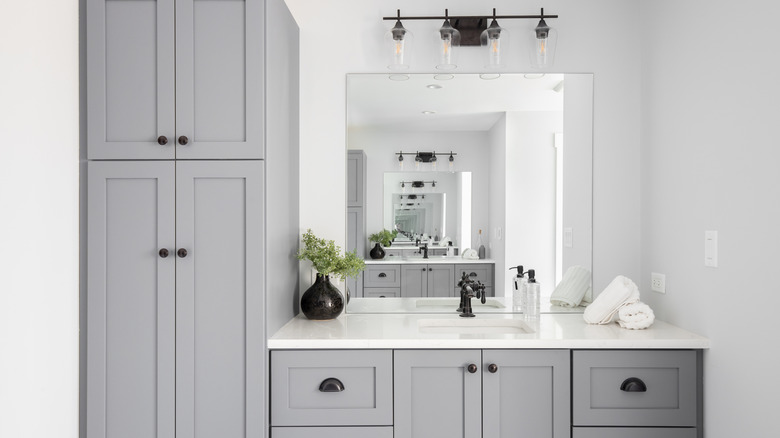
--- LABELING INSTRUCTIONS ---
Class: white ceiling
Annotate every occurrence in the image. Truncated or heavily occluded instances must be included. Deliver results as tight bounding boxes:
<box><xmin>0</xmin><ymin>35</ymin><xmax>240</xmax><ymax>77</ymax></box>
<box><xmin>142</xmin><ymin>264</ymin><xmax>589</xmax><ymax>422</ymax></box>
<box><xmin>347</xmin><ymin>73</ymin><xmax>565</xmax><ymax>132</ymax></box>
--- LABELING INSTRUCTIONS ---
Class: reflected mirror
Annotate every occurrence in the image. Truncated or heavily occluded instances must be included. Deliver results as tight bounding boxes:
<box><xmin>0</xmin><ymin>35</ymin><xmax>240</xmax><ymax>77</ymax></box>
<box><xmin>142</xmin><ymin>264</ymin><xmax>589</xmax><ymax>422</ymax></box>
<box><xmin>346</xmin><ymin>73</ymin><xmax>593</xmax><ymax>313</ymax></box>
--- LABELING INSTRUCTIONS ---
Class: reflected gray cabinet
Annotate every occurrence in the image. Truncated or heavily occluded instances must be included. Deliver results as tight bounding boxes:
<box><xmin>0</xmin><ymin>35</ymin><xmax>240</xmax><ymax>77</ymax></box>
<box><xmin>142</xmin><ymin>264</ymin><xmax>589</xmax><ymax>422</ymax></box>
<box><xmin>87</xmin><ymin>0</ymin><xmax>264</xmax><ymax>160</ymax></box>
<box><xmin>401</xmin><ymin>264</ymin><xmax>455</xmax><ymax>297</ymax></box>
<box><xmin>87</xmin><ymin>160</ymin><xmax>264</xmax><ymax>438</ymax></box>
<box><xmin>346</xmin><ymin>206</ymin><xmax>364</xmax><ymax>297</ymax></box>
<box><xmin>394</xmin><ymin>349</ymin><xmax>570</xmax><ymax>438</ymax></box>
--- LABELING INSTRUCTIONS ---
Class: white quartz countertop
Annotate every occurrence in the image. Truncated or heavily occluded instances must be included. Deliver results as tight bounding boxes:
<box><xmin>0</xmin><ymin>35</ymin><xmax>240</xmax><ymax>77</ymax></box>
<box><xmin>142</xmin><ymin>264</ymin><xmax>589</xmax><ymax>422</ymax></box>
<box><xmin>268</xmin><ymin>312</ymin><xmax>710</xmax><ymax>350</ymax></box>
<box><xmin>365</xmin><ymin>257</ymin><xmax>495</xmax><ymax>265</ymax></box>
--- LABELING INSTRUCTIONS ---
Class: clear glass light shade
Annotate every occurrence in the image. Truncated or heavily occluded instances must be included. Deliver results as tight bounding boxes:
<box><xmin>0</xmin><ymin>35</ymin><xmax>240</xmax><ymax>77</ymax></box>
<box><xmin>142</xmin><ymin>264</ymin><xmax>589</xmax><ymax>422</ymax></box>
<box><xmin>385</xmin><ymin>21</ymin><xmax>414</xmax><ymax>71</ymax></box>
<box><xmin>530</xmin><ymin>23</ymin><xmax>557</xmax><ymax>68</ymax></box>
<box><xmin>480</xmin><ymin>21</ymin><xmax>508</xmax><ymax>69</ymax></box>
<box><xmin>435</xmin><ymin>20</ymin><xmax>460</xmax><ymax>70</ymax></box>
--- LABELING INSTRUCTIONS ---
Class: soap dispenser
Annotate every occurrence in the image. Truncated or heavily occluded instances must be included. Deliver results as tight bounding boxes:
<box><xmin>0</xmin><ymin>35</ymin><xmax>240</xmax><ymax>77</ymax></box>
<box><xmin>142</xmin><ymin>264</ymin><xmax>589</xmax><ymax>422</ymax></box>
<box><xmin>477</xmin><ymin>229</ymin><xmax>486</xmax><ymax>259</ymax></box>
<box><xmin>508</xmin><ymin>265</ymin><xmax>526</xmax><ymax>311</ymax></box>
<box><xmin>525</xmin><ymin>269</ymin><xmax>540</xmax><ymax>319</ymax></box>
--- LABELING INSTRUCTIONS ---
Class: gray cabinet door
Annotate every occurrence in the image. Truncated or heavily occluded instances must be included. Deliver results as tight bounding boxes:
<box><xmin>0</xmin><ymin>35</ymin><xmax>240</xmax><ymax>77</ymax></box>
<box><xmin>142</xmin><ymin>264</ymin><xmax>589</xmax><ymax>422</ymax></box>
<box><xmin>175</xmin><ymin>0</ymin><xmax>264</xmax><ymax>159</ymax></box>
<box><xmin>483</xmin><ymin>350</ymin><xmax>571</xmax><ymax>438</ymax></box>
<box><xmin>346</xmin><ymin>206</ymin><xmax>364</xmax><ymax>297</ymax></box>
<box><xmin>427</xmin><ymin>264</ymin><xmax>455</xmax><ymax>297</ymax></box>
<box><xmin>175</xmin><ymin>161</ymin><xmax>264</xmax><ymax>438</ymax></box>
<box><xmin>87</xmin><ymin>161</ymin><xmax>176</xmax><ymax>438</ymax></box>
<box><xmin>394</xmin><ymin>350</ymin><xmax>482</xmax><ymax>438</ymax></box>
<box><xmin>346</xmin><ymin>150</ymin><xmax>365</xmax><ymax>207</ymax></box>
<box><xmin>401</xmin><ymin>265</ymin><xmax>427</xmax><ymax>297</ymax></box>
<box><xmin>87</xmin><ymin>0</ymin><xmax>176</xmax><ymax>159</ymax></box>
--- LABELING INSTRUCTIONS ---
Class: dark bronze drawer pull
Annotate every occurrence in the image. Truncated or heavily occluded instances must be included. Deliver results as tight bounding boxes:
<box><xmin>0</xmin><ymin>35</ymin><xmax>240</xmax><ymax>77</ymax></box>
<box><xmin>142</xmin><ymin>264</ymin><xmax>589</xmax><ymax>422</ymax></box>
<box><xmin>620</xmin><ymin>377</ymin><xmax>647</xmax><ymax>392</ymax></box>
<box><xmin>469</xmin><ymin>272</ymin><xmax>478</xmax><ymax>277</ymax></box>
<box><xmin>378</xmin><ymin>272</ymin><xmax>387</xmax><ymax>278</ymax></box>
<box><xmin>319</xmin><ymin>377</ymin><xmax>345</xmax><ymax>392</ymax></box>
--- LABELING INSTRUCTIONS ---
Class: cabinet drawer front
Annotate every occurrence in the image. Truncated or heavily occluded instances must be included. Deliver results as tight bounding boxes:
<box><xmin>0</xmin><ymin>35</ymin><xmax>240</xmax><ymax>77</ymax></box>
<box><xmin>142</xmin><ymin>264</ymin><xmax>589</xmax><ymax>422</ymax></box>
<box><xmin>573</xmin><ymin>427</ymin><xmax>697</xmax><ymax>438</ymax></box>
<box><xmin>573</xmin><ymin>350</ymin><xmax>698</xmax><ymax>427</ymax></box>
<box><xmin>383</xmin><ymin>249</ymin><xmax>403</xmax><ymax>258</ymax></box>
<box><xmin>271</xmin><ymin>350</ymin><xmax>392</xmax><ymax>426</ymax></box>
<box><xmin>364</xmin><ymin>265</ymin><xmax>401</xmax><ymax>287</ymax></box>
<box><xmin>363</xmin><ymin>288</ymin><xmax>400</xmax><ymax>298</ymax></box>
<box><xmin>272</xmin><ymin>427</ymin><xmax>393</xmax><ymax>438</ymax></box>
<box><xmin>455</xmin><ymin>264</ymin><xmax>494</xmax><ymax>287</ymax></box>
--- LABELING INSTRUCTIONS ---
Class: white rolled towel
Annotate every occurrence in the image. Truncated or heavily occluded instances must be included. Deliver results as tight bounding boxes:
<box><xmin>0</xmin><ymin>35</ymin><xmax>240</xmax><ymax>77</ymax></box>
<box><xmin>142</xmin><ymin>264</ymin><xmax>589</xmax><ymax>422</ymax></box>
<box><xmin>583</xmin><ymin>275</ymin><xmax>640</xmax><ymax>324</ymax></box>
<box><xmin>618</xmin><ymin>302</ymin><xmax>655</xmax><ymax>330</ymax></box>
<box><xmin>550</xmin><ymin>265</ymin><xmax>592</xmax><ymax>307</ymax></box>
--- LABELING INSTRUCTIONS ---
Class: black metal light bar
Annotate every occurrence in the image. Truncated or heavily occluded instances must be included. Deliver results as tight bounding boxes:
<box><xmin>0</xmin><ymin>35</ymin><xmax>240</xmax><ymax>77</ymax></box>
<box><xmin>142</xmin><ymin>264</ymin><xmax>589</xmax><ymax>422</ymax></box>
<box><xmin>382</xmin><ymin>11</ymin><xmax>558</xmax><ymax>21</ymax></box>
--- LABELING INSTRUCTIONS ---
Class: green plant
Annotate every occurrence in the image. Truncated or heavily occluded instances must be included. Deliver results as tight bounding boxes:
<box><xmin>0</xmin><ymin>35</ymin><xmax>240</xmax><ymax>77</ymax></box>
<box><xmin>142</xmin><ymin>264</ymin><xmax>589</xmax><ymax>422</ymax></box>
<box><xmin>369</xmin><ymin>229</ymin><xmax>398</xmax><ymax>247</ymax></box>
<box><xmin>296</xmin><ymin>229</ymin><xmax>365</xmax><ymax>281</ymax></box>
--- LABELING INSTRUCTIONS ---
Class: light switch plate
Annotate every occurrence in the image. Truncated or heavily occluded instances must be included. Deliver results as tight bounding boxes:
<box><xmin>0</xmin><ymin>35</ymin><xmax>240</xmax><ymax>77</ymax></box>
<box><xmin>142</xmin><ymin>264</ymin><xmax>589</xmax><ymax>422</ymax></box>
<box><xmin>705</xmin><ymin>230</ymin><xmax>718</xmax><ymax>267</ymax></box>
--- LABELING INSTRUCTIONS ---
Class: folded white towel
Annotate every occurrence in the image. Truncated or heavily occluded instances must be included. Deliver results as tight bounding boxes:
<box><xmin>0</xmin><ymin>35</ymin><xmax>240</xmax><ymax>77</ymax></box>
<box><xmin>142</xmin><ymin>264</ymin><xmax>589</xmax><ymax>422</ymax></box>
<box><xmin>550</xmin><ymin>265</ymin><xmax>592</xmax><ymax>307</ymax></box>
<box><xmin>583</xmin><ymin>275</ymin><xmax>640</xmax><ymax>324</ymax></box>
<box><xmin>438</xmin><ymin>237</ymin><xmax>452</xmax><ymax>247</ymax></box>
<box><xmin>618</xmin><ymin>302</ymin><xmax>655</xmax><ymax>330</ymax></box>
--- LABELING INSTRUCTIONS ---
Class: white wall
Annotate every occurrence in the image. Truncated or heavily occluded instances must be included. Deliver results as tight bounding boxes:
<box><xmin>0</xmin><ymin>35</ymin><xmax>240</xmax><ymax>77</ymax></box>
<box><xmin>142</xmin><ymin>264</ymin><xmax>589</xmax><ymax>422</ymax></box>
<box><xmin>488</xmin><ymin>115</ymin><xmax>508</xmax><ymax>291</ymax></box>
<box><xmin>639</xmin><ymin>1</ymin><xmax>780</xmax><ymax>435</ymax></box>
<box><xmin>286</xmin><ymin>0</ymin><xmax>642</xmax><ymax>294</ymax></box>
<box><xmin>504</xmin><ymin>111</ymin><xmax>563</xmax><ymax>295</ymax></box>
<box><xmin>0</xmin><ymin>2</ymin><xmax>79</xmax><ymax>438</ymax></box>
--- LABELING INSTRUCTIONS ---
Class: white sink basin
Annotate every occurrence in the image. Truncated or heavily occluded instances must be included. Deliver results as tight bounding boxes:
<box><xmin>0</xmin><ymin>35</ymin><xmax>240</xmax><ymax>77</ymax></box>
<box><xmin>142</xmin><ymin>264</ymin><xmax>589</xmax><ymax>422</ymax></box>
<box><xmin>401</xmin><ymin>255</ymin><xmax>455</xmax><ymax>261</ymax></box>
<box><xmin>417</xmin><ymin>318</ymin><xmax>534</xmax><ymax>334</ymax></box>
<box><xmin>415</xmin><ymin>298</ymin><xmax>505</xmax><ymax>309</ymax></box>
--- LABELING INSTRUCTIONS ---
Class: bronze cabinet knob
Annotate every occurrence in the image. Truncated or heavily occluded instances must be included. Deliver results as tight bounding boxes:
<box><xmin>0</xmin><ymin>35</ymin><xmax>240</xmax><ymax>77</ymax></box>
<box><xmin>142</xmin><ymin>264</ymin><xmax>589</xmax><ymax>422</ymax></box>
<box><xmin>157</xmin><ymin>135</ymin><xmax>168</xmax><ymax>145</ymax></box>
<box><xmin>158</xmin><ymin>248</ymin><xmax>169</xmax><ymax>258</ymax></box>
<box><xmin>467</xmin><ymin>364</ymin><xmax>478</xmax><ymax>374</ymax></box>
<box><xmin>177</xmin><ymin>248</ymin><xmax>188</xmax><ymax>258</ymax></box>
<box><xmin>488</xmin><ymin>364</ymin><xmax>498</xmax><ymax>373</ymax></box>
<box><xmin>178</xmin><ymin>135</ymin><xmax>189</xmax><ymax>145</ymax></box>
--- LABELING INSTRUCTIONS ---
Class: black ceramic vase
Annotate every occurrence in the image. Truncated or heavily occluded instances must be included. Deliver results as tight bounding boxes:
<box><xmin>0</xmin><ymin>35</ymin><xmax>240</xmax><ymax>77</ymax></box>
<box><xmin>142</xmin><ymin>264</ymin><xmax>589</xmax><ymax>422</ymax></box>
<box><xmin>369</xmin><ymin>243</ymin><xmax>386</xmax><ymax>260</ymax></box>
<box><xmin>300</xmin><ymin>273</ymin><xmax>344</xmax><ymax>320</ymax></box>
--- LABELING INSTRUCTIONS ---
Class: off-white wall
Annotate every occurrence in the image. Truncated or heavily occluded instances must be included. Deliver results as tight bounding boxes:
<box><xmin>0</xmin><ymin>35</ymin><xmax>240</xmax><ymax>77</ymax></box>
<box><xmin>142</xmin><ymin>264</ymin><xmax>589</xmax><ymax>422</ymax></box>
<box><xmin>639</xmin><ymin>1</ymin><xmax>780</xmax><ymax>435</ymax></box>
<box><xmin>287</xmin><ymin>0</ymin><xmax>642</xmax><ymax>294</ymax></box>
<box><xmin>488</xmin><ymin>115</ymin><xmax>508</xmax><ymax>289</ymax></box>
<box><xmin>0</xmin><ymin>2</ymin><xmax>79</xmax><ymax>438</ymax></box>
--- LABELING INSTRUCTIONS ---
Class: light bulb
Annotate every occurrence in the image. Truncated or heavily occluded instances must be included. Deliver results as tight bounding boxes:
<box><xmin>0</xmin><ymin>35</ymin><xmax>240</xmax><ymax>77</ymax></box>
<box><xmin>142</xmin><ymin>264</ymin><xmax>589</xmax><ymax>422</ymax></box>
<box><xmin>436</xmin><ymin>12</ymin><xmax>460</xmax><ymax>70</ymax></box>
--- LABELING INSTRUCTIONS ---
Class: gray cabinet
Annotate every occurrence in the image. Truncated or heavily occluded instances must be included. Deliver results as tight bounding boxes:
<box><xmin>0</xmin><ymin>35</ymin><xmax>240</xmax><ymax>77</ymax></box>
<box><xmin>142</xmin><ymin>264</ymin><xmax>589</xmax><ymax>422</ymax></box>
<box><xmin>87</xmin><ymin>0</ymin><xmax>264</xmax><ymax>160</ymax></box>
<box><xmin>88</xmin><ymin>161</ymin><xmax>264</xmax><ymax>438</ymax></box>
<box><xmin>346</xmin><ymin>206</ymin><xmax>364</xmax><ymax>297</ymax></box>
<box><xmin>394</xmin><ymin>349</ymin><xmax>569</xmax><ymax>438</ymax></box>
<box><xmin>394</xmin><ymin>350</ymin><xmax>482</xmax><ymax>438</ymax></box>
<box><xmin>347</xmin><ymin>150</ymin><xmax>366</xmax><ymax>207</ymax></box>
<box><xmin>572</xmin><ymin>350</ymin><xmax>698</xmax><ymax>430</ymax></box>
<box><xmin>401</xmin><ymin>264</ymin><xmax>455</xmax><ymax>297</ymax></box>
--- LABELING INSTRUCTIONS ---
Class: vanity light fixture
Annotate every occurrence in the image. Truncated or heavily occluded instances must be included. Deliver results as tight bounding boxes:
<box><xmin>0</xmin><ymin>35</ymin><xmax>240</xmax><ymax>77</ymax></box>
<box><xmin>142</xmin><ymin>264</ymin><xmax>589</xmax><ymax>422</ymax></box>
<box><xmin>531</xmin><ymin>9</ymin><xmax>557</xmax><ymax>69</ymax></box>
<box><xmin>449</xmin><ymin>151</ymin><xmax>455</xmax><ymax>171</ymax></box>
<box><xmin>383</xmin><ymin>8</ymin><xmax>558</xmax><ymax>70</ymax></box>
<box><xmin>400</xmin><ymin>180</ymin><xmax>437</xmax><ymax>189</ymax></box>
<box><xmin>396</xmin><ymin>151</ymin><xmax>456</xmax><ymax>170</ymax></box>
<box><xmin>436</xmin><ymin>9</ymin><xmax>461</xmax><ymax>70</ymax></box>
<box><xmin>398</xmin><ymin>150</ymin><xmax>405</xmax><ymax>169</ymax></box>
<box><xmin>385</xmin><ymin>9</ymin><xmax>414</xmax><ymax>72</ymax></box>
<box><xmin>481</xmin><ymin>9</ymin><xmax>508</xmax><ymax>70</ymax></box>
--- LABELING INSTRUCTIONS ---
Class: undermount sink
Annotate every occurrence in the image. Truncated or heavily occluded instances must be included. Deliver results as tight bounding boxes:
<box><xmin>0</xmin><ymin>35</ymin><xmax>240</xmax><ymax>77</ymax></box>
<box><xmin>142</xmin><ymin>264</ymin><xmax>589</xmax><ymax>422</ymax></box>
<box><xmin>417</xmin><ymin>318</ymin><xmax>534</xmax><ymax>334</ymax></box>
<box><xmin>415</xmin><ymin>298</ymin><xmax>505</xmax><ymax>309</ymax></box>
<box><xmin>401</xmin><ymin>255</ymin><xmax>455</xmax><ymax>260</ymax></box>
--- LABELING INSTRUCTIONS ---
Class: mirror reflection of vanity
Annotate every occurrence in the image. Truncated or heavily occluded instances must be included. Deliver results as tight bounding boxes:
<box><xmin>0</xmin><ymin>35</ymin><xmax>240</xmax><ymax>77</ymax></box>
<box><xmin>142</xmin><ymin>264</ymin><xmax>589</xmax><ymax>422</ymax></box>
<box><xmin>346</xmin><ymin>73</ymin><xmax>593</xmax><ymax>313</ymax></box>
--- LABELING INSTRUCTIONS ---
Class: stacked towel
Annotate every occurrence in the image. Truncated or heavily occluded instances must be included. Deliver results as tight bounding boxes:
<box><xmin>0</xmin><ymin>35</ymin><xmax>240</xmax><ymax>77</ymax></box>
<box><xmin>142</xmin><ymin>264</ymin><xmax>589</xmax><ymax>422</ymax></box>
<box><xmin>583</xmin><ymin>275</ymin><xmax>640</xmax><ymax>324</ymax></box>
<box><xmin>438</xmin><ymin>237</ymin><xmax>452</xmax><ymax>247</ymax></box>
<box><xmin>550</xmin><ymin>265</ymin><xmax>592</xmax><ymax>307</ymax></box>
<box><xmin>617</xmin><ymin>302</ymin><xmax>655</xmax><ymax>330</ymax></box>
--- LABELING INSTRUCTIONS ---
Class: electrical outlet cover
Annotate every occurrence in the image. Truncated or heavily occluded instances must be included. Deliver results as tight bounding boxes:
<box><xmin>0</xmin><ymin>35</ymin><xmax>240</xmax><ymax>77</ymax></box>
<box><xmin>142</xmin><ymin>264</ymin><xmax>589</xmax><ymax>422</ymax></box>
<box><xmin>651</xmin><ymin>272</ymin><xmax>666</xmax><ymax>294</ymax></box>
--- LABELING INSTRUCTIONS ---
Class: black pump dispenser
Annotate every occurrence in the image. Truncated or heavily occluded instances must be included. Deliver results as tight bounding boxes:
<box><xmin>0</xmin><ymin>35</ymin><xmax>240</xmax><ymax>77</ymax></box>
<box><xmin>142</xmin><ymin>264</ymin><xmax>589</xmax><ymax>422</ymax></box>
<box><xmin>527</xmin><ymin>269</ymin><xmax>537</xmax><ymax>283</ymax></box>
<box><xmin>509</xmin><ymin>265</ymin><xmax>525</xmax><ymax>277</ymax></box>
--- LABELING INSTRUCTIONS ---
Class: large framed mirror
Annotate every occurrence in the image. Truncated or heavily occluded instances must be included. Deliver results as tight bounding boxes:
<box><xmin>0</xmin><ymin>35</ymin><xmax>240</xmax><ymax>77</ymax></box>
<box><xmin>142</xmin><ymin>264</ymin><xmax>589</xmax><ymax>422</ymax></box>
<box><xmin>346</xmin><ymin>73</ymin><xmax>593</xmax><ymax>313</ymax></box>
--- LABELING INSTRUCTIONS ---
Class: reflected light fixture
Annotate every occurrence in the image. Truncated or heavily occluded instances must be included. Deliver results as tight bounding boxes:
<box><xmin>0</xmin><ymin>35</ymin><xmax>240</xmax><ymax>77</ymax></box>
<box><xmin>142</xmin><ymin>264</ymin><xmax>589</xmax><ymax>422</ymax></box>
<box><xmin>385</xmin><ymin>9</ymin><xmax>413</xmax><ymax>72</ymax></box>
<box><xmin>436</xmin><ymin>9</ymin><xmax>461</xmax><ymax>70</ymax></box>
<box><xmin>431</xmin><ymin>151</ymin><xmax>438</xmax><ymax>170</ymax></box>
<box><xmin>481</xmin><ymin>9</ymin><xmax>508</xmax><ymax>69</ymax></box>
<box><xmin>449</xmin><ymin>151</ymin><xmax>455</xmax><ymax>171</ymax></box>
<box><xmin>398</xmin><ymin>150</ymin><xmax>405</xmax><ymax>169</ymax></box>
<box><xmin>531</xmin><ymin>8</ymin><xmax>557</xmax><ymax>68</ymax></box>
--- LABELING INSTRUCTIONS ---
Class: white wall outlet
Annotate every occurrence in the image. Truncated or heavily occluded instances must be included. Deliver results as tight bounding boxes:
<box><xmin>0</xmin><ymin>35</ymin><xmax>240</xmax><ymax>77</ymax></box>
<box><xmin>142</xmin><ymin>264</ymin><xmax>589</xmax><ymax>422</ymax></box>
<box><xmin>651</xmin><ymin>272</ymin><xmax>666</xmax><ymax>294</ymax></box>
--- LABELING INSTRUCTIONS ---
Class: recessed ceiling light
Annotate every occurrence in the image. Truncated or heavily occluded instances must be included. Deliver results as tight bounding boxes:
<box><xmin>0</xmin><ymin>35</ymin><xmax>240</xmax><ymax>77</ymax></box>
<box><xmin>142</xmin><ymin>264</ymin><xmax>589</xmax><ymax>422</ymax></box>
<box><xmin>524</xmin><ymin>73</ymin><xmax>545</xmax><ymax>79</ymax></box>
<box><xmin>422</xmin><ymin>111</ymin><xmax>436</xmax><ymax>115</ymax></box>
<box><xmin>479</xmin><ymin>73</ymin><xmax>500</xmax><ymax>80</ymax></box>
<box><xmin>433</xmin><ymin>74</ymin><xmax>454</xmax><ymax>81</ymax></box>
<box><xmin>426</xmin><ymin>84</ymin><xmax>443</xmax><ymax>89</ymax></box>
<box><xmin>388</xmin><ymin>74</ymin><xmax>410</xmax><ymax>81</ymax></box>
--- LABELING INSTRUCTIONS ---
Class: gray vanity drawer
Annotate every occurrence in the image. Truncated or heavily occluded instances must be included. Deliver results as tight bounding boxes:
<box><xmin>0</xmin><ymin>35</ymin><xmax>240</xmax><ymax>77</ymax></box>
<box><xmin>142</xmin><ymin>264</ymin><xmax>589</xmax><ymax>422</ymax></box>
<box><xmin>270</xmin><ymin>350</ymin><xmax>393</xmax><ymax>426</ymax></box>
<box><xmin>455</xmin><ymin>264</ymin><xmax>494</xmax><ymax>287</ymax></box>
<box><xmin>363</xmin><ymin>287</ymin><xmax>400</xmax><ymax>298</ymax></box>
<box><xmin>272</xmin><ymin>427</ymin><xmax>393</xmax><ymax>438</ymax></box>
<box><xmin>573</xmin><ymin>427</ymin><xmax>696</xmax><ymax>438</ymax></box>
<box><xmin>573</xmin><ymin>350</ymin><xmax>698</xmax><ymax>427</ymax></box>
<box><xmin>364</xmin><ymin>265</ymin><xmax>401</xmax><ymax>287</ymax></box>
